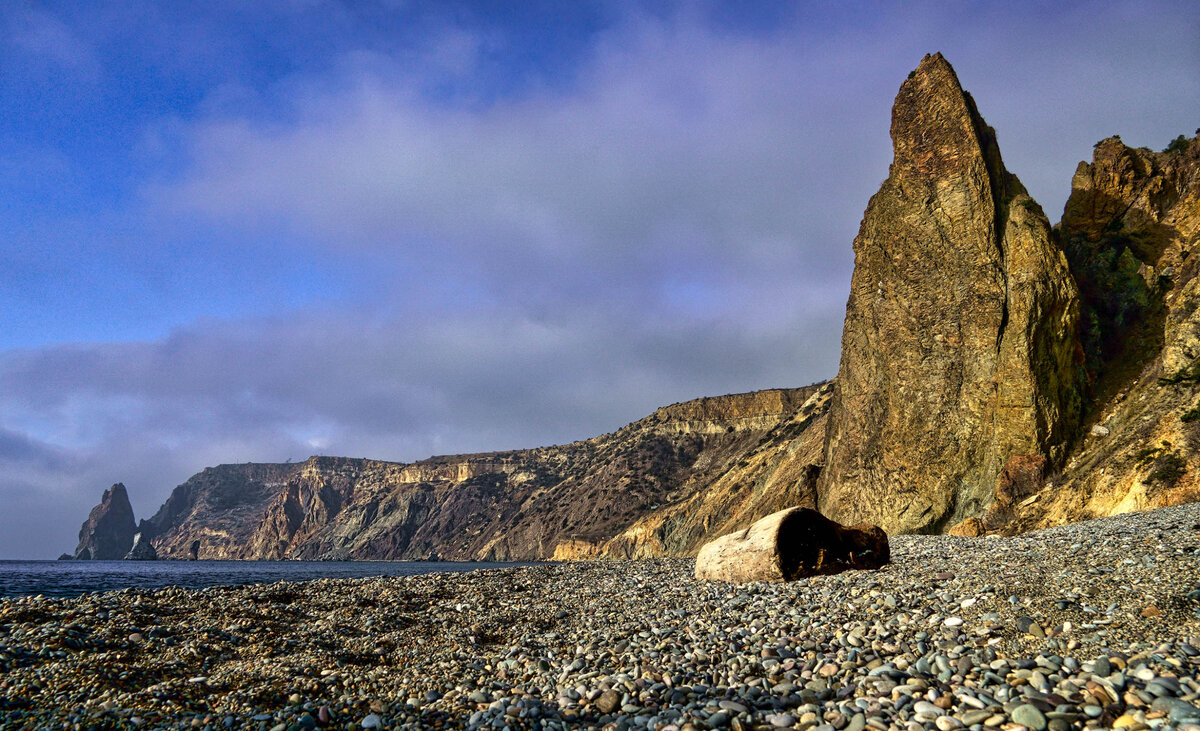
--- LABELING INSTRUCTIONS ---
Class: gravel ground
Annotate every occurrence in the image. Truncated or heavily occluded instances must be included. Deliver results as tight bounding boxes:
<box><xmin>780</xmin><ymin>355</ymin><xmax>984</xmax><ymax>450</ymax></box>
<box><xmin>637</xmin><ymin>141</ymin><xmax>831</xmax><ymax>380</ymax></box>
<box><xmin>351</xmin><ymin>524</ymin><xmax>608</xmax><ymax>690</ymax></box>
<box><xmin>2</xmin><ymin>504</ymin><xmax>1200</xmax><ymax>730</ymax></box>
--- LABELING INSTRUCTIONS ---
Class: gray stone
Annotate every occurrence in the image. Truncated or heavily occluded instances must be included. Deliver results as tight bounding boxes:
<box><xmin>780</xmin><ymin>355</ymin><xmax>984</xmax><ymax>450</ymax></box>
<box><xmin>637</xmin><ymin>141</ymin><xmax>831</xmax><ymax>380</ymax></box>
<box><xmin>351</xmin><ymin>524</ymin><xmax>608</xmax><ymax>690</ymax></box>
<box><xmin>1010</xmin><ymin>704</ymin><xmax>1047</xmax><ymax>731</ymax></box>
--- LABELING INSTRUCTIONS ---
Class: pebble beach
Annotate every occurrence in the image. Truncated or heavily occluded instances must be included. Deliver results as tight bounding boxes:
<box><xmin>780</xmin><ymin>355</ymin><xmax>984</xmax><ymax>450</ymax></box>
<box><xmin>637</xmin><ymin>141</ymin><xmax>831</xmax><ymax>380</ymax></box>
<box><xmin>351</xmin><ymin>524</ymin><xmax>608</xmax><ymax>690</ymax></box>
<box><xmin>2</xmin><ymin>504</ymin><xmax>1200</xmax><ymax>731</ymax></box>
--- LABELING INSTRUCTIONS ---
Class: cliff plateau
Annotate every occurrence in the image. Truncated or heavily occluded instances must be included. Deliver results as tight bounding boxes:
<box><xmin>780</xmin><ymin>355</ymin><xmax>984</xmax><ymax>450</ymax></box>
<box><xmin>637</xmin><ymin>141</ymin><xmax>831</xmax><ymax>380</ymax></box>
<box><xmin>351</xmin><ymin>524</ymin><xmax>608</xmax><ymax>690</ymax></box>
<box><xmin>143</xmin><ymin>386</ymin><xmax>830</xmax><ymax>561</ymax></box>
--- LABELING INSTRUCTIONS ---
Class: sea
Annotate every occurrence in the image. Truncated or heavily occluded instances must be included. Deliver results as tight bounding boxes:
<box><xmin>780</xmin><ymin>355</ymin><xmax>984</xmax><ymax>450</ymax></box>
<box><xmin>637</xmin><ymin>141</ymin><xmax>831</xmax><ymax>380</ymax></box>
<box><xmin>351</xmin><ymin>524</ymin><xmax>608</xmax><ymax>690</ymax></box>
<box><xmin>0</xmin><ymin>560</ymin><xmax>535</xmax><ymax>599</ymax></box>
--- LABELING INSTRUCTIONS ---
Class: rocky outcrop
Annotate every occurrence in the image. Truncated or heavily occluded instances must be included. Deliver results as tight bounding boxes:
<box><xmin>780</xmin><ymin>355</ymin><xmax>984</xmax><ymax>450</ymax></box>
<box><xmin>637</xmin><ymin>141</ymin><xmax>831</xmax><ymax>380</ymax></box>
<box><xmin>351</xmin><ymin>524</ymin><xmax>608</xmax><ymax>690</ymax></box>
<box><xmin>819</xmin><ymin>53</ymin><xmax>1081</xmax><ymax>534</ymax></box>
<box><xmin>74</xmin><ymin>62</ymin><xmax>1200</xmax><ymax>556</ymax></box>
<box><xmin>123</xmin><ymin>531</ymin><xmax>158</xmax><ymax>560</ymax></box>
<box><xmin>576</xmin><ymin>383</ymin><xmax>832</xmax><ymax>558</ymax></box>
<box><xmin>142</xmin><ymin>463</ymin><xmax>297</xmax><ymax>559</ymax></box>
<box><xmin>1008</xmin><ymin>131</ymin><xmax>1200</xmax><ymax>530</ymax></box>
<box><xmin>73</xmin><ymin>483</ymin><xmax>138</xmax><ymax>560</ymax></box>
<box><xmin>144</xmin><ymin>386</ymin><xmax>829</xmax><ymax>560</ymax></box>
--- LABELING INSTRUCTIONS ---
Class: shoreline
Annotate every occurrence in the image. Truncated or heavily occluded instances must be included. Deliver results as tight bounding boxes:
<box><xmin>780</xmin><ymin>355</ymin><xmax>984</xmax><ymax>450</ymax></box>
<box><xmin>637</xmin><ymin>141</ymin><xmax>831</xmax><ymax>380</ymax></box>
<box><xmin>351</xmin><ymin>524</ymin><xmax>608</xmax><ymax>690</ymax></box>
<box><xmin>2</xmin><ymin>505</ymin><xmax>1199</xmax><ymax>730</ymax></box>
<box><xmin>0</xmin><ymin>560</ymin><xmax>541</xmax><ymax>601</ymax></box>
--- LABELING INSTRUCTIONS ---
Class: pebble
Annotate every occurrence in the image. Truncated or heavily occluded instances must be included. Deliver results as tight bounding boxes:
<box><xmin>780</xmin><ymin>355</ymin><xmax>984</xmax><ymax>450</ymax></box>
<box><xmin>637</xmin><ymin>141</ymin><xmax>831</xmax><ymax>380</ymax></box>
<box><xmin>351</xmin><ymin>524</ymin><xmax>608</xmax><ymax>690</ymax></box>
<box><xmin>1</xmin><ymin>502</ymin><xmax>1199</xmax><ymax>729</ymax></box>
<box><xmin>596</xmin><ymin>689</ymin><xmax>622</xmax><ymax>714</ymax></box>
<box><xmin>1011</xmin><ymin>703</ymin><xmax>1047</xmax><ymax>730</ymax></box>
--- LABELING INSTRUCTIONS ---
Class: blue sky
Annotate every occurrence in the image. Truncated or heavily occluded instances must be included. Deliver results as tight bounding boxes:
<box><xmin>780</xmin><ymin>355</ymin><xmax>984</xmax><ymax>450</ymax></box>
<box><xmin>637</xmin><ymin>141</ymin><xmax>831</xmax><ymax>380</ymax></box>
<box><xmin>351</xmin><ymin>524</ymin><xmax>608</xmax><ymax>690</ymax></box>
<box><xmin>1</xmin><ymin>1</ymin><xmax>1198</xmax><ymax>558</ymax></box>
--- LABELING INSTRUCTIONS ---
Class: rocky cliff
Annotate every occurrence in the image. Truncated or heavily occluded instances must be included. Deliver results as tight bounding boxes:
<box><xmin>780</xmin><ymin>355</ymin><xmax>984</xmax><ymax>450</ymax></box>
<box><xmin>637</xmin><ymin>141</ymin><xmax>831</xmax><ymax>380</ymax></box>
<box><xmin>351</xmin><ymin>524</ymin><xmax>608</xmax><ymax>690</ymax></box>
<box><xmin>69</xmin><ymin>56</ymin><xmax>1200</xmax><ymax>559</ymax></box>
<box><xmin>73</xmin><ymin>483</ymin><xmax>137</xmax><ymax>560</ymax></box>
<box><xmin>819</xmin><ymin>53</ymin><xmax>1082</xmax><ymax>534</ymax></box>
<box><xmin>563</xmin><ymin>383</ymin><xmax>832</xmax><ymax>558</ymax></box>
<box><xmin>1004</xmin><ymin>131</ymin><xmax>1200</xmax><ymax>530</ymax></box>
<box><xmin>142</xmin><ymin>385</ymin><xmax>827</xmax><ymax>560</ymax></box>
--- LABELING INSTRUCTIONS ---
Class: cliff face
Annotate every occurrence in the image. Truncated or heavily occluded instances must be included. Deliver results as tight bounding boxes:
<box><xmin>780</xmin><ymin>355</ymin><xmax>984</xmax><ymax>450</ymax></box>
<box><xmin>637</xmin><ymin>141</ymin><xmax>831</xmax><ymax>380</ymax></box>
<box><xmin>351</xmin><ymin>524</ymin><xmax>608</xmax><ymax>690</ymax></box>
<box><xmin>565</xmin><ymin>383</ymin><xmax>832</xmax><ymax>558</ymax></box>
<box><xmin>1007</xmin><ymin>132</ymin><xmax>1200</xmax><ymax>530</ymax></box>
<box><xmin>84</xmin><ymin>60</ymin><xmax>1200</xmax><ymax>558</ymax></box>
<box><xmin>74</xmin><ymin>484</ymin><xmax>137</xmax><ymax>560</ymax></box>
<box><xmin>147</xmin><ymin>386</ymin><xmax>828</xmax><ymax>560</ymax></box>
<box><xmin>144</xmin><ymin>463</ymin><xmax>297</xmax><ymax>559</ymax></box>
<box><xmin>819</xmin><ymin>53</ymin><xmax>1081</xmax><ymax>534</ymax></box>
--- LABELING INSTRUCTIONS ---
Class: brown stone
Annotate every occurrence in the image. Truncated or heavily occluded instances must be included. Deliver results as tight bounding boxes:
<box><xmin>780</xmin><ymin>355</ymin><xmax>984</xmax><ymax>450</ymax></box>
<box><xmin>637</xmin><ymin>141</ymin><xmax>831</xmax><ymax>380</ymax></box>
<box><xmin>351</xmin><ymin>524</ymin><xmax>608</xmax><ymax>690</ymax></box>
<box><xmin>819</xmin><ymin>53</ymin><xmax>1081</xmax><ymax>534</ymax></box>
<box><xmin>947</xmin><ymin>518</ymin><xmax>986</xmax><ymax>537</ymax></box>
<box><xmin>1140</xmin><ymin>605</ymin><xmax>1162</xmax><ymax>618</ymax></box>
<box><xmin>694</xmin><ymin>507</ymin><xmax>889</xmax><ymax>583</ymax></box>
<box><xmin>982</xmin><ymin>454</ymin><xmax>1048</xmax><ymax>530</ymax></box>
<box><xmin>595</xmin><ymin>690</ymin><xmax>621</xmax><ymax>715</ymax></box>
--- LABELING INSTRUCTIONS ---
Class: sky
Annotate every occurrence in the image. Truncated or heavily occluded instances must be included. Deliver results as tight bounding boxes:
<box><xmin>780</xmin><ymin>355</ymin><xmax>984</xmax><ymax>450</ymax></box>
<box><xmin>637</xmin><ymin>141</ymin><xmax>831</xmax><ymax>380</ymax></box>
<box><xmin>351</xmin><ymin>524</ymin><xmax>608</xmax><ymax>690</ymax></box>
<box><xmin>1</xmin><ymin>1</ymin><xmax>1197</xmax><ymax>559</ymax></box>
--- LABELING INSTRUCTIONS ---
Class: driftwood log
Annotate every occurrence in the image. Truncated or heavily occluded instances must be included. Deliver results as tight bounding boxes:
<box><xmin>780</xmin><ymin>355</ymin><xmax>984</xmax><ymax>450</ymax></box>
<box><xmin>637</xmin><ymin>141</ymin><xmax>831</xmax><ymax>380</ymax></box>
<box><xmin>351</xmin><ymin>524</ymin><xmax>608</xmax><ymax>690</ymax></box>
<box><xmin>695</xmin><ymin>507</ymin><xmax>889</xmax><ymax>582</ymax></box>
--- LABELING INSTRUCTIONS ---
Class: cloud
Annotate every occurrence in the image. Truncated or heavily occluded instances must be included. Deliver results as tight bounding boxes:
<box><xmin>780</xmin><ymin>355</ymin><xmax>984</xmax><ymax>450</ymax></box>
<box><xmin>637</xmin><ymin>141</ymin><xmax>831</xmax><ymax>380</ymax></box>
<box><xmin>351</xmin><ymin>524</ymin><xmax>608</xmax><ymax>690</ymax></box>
<box><xmin>5</xmin><ymin>6</ymin><xmax>100</xmax><ymax>75</ymax></box>
<box><xmin>3</xmin><ymin>2</ymin><xmax>1199</xmax><ymax>559</ymax></box>
<box><xmin>154</xmin><ymin>12</ymin><xmax>886</xmax><ymax>316</ymax></box>
<box><xmin>0</xmin><ymin>303</ymin><xmax>842</xmax><ymax>558</ymax></box>
<box><xmin>152</xmin><ymin>3</ymin><xmax>1200</xmax><ymax>313</ymax></box>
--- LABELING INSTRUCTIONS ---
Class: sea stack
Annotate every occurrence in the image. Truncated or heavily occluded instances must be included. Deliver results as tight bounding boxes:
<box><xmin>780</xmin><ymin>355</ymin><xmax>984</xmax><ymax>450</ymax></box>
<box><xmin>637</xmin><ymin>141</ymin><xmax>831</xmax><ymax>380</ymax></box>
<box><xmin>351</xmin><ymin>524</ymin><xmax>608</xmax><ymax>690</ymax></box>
<box><xmin>73</xmin><ymin>483</ymin><xmax>138</xmax><ymax>560</ymax></box>
<box><xmin>819</xmin><ymin>54</ymin><xmax>1082</xmax><ymax>533</ymax></box>
<box><xmin>124</xmin><ymin>530</ymin><xmax>158</xmax><ymax>560</ymax></box>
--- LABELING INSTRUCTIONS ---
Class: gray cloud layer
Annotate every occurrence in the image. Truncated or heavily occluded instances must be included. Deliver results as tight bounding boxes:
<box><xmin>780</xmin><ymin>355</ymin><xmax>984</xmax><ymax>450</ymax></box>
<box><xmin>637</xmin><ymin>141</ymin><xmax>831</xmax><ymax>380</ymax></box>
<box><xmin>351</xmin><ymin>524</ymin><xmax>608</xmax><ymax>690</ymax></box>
<box><xmin>3</xmin><ymin>4</ymin><xmax>1198</xmax><ymax>557</ymax></box>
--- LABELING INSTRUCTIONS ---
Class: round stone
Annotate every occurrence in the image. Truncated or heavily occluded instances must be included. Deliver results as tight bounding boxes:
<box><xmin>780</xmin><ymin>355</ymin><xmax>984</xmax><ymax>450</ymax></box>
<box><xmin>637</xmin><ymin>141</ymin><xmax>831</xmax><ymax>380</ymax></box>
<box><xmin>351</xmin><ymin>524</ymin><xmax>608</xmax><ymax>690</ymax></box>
<box><xmin>1011</xmin><ymin>704</ymin><xmax>1047</xmax><ymax>731</ymax></box>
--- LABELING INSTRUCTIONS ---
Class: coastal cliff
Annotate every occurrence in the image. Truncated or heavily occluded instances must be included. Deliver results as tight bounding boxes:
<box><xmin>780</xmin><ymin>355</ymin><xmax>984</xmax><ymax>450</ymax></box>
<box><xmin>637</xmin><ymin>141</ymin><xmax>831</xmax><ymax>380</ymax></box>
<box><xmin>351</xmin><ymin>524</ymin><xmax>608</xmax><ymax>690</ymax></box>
<box><xmin>142</xmin><ymin>386</ymin><xmax>826</xmax><ymax>561</ymax></box>
<box><xmin>1007</xmin><ymin>132</ymin><xmax>1200</xmax><ymax>530</ymax></box>
<box><xmin>66</xmin><ymin>56</ymin><xmax>1200</xmax><ymax>559</ymax></box>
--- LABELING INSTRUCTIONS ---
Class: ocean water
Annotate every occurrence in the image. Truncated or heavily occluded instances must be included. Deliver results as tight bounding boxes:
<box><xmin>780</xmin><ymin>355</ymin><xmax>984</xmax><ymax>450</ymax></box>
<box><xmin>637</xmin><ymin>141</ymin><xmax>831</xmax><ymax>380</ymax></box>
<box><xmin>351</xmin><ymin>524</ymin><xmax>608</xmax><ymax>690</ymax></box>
<box><xmin>0</xmin><ymin>560</ymin><xmax>534</xmax><ymax>599</ymax></box>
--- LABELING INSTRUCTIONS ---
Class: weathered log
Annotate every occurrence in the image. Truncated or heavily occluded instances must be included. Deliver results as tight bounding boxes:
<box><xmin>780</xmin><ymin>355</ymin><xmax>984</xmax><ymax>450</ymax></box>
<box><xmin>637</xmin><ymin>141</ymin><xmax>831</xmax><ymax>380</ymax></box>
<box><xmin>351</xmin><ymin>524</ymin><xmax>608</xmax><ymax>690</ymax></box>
<box><xmin>694</xmin><ymin>507</ymin><xmax>889</xmax><ymax>582</ymax></box>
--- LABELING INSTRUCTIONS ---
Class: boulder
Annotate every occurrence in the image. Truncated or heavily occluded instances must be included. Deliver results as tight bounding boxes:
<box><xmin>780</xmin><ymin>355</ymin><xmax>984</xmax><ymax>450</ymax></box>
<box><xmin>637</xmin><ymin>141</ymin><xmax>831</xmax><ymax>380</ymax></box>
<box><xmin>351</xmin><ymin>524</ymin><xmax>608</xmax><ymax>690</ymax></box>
<box><xmin>819</xmin><ymin>53</ymin><xmax>1081</xmax><ymax>534</ymax></box>
<box><xmin>73</xmin><ymin>483</ymin><xmax>138</xmax><ymax>560</ymax></box>
<box><xmin>981</xmin><ymin>454</ymin><xmax>1047</xmax><ymax>530</ymax></box>
<box><xmin>948</xmin><ymin>518</ymin><xmax>986</xmax><ymax>537</ymax></box>
<box><xmin>123</xmin><ymin>532</ymin><xmax>158</xmax><ymax>561</ymax></box>
<box><xmin>694</xmin><ymin>507</ymin><xmax>889</xmax><ymax>583</ymax></box>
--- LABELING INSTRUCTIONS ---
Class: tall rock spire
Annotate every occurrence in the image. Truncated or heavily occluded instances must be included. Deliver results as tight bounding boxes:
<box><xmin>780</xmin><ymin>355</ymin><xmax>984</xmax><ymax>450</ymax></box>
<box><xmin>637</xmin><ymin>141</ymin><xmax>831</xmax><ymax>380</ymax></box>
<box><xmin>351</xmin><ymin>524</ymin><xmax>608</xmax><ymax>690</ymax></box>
<box><xmin>818</xmin><ymin>54</ymin><xmax>1081</xmax><ymax>534</ymax></box>
<box><xmin>73</xmin><ymin>483</ymin><xmax>138</xmax><ymax>560</ymax></box>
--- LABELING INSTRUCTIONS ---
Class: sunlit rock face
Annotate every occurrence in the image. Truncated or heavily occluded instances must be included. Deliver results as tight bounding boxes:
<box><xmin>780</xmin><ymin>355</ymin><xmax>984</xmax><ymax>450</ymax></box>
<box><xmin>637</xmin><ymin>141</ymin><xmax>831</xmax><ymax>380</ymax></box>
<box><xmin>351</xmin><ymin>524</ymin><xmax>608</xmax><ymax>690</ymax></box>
<box><xmin>819</xmin><ymin>53</ymin><xmax>1081</xmax><ymax>534</ymax></box>
<box><xmin>1013</xmin><ymin>132</ymin><xmax>1200</xmax><ymax>530</ymax></box>
<box><xmin>140</xmin><ymin>385</ymin><xmax>831</xmax><ymax>561</ymax></box>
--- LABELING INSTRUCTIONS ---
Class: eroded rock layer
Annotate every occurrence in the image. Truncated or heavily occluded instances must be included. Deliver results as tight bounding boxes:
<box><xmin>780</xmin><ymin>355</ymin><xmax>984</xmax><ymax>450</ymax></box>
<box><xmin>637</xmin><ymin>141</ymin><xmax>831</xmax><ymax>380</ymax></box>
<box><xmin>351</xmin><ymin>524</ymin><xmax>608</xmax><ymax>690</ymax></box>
<box><xmin>145</xmin><ymin>386</ymin><xmax>829</xmax><ymax>561</ymax></box>
<box><xmin>819</xmin><ymin>53</ymin><xmax>1081</xmax><ymax>534</ymax></box>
